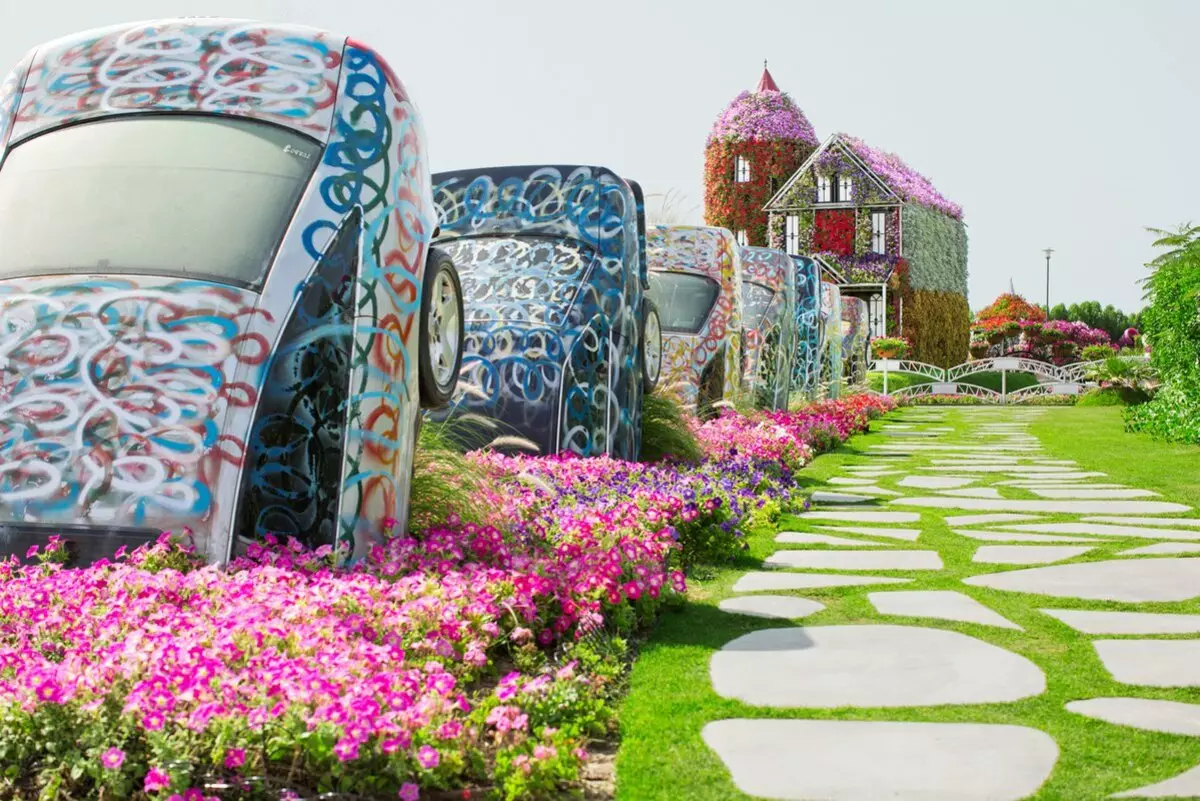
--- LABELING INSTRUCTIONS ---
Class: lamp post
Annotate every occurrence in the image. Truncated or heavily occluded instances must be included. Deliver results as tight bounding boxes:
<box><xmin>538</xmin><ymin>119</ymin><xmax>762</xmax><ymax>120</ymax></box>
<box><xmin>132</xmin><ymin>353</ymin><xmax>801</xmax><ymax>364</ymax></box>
<box><xmin>1043</xmin><ymin>248</ymin><xmax>1053</xmax><ymax>316</ymax></box>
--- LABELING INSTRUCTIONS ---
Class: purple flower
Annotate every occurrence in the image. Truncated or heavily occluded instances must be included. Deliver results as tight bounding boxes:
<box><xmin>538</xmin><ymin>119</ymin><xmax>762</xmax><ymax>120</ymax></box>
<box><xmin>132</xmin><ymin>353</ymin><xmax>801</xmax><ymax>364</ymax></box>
<box><xmin>100</xmin><ymin>747</ymin><xmax>125</xmax><ymax>770</ymax></box>
<box><xmin>707</xmin><ymin>90</ymin><xmax>818</xmax><ymax>146</ymax></box>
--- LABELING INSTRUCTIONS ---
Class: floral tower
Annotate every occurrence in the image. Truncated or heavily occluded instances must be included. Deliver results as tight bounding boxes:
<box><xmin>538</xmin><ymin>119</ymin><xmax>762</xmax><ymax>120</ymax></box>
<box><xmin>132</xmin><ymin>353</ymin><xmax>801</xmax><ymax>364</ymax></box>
<box><xmin>704</xmin><ymin>63</ymin><xmax>819</xmax><ymax>246</ymax></box>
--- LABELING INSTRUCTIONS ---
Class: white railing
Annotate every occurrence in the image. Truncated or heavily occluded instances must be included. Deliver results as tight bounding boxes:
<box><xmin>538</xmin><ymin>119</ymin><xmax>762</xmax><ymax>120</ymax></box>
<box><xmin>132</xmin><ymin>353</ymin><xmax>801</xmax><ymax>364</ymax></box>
<box><xmin>869</xmin><ymin>354</ymin><xmax>1149</xmax><ymax>404</ymax></box>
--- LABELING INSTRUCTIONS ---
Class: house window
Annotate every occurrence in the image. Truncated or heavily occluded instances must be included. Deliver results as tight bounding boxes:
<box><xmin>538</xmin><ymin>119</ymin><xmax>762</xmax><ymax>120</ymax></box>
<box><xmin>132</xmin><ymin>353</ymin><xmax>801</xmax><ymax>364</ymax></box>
<box><xmin>736</xmin><ymin>229</ymin><xmax>748</xmax><ymax>246</ymax></box>
<box><xmin>838</xmin><ymin>175</ymin><xmax>853</xmax><ymax>202</ymax></box>
<box><xmin>785</xmin><ymin>215</ymin><xmax>800</xmax><ymax>255</ymax></box>
<box><xmin>817</xmin><ymin>175</ymin><xmax>832</xmax><ymax>203</ymax></box>
<box><xmin>734</xmin><ymin>155</ymin><xmax>750</xmax><ymax>183</ymax></box>
<box><xmin>871</xmin><ymin>211</ymin><xmax>887</xmax><ymax>253</ymax></box>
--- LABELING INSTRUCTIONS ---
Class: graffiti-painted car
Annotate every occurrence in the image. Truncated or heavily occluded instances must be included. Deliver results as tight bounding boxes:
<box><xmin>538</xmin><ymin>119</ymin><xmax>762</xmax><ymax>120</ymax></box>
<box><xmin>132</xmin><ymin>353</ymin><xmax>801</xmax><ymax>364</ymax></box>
<box><xmin>739</xmin><ymin>247</ymin><xmax>796</xmax><ymax>410</ymax></box>
<box><xmin>790</xmin><ymin>255</ymin><xmax>822</xmax><ymax>402</ymax></box>
<box><xmin>0</xmin><ymin>19</ymin><xmax>464</xmax><ymax>564</ymax></box>
<box><xmin>645</xmin><ymin>226</ymin><xmax>743</xmax><ymax>413</ymax></box>
<box><xmin>841</xmin><ymin>296</ymin><xmax>871</xmax><ymax>386</ymax></box>
<box><xmin>820</xmin><ymin>283</ymin><xmax>844</xmax><ymax>398</ymax></box>
<box><xmin>431</xmin><ymin>165</ymin><xmax>661</xmax><ymax>459</ymax></box>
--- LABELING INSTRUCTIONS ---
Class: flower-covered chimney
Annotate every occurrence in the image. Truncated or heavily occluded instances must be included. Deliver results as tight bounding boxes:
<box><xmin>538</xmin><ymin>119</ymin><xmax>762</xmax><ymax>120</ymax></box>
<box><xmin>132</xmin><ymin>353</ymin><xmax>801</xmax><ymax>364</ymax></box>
<box><xmin>703</xmin><ymin>62</ymin><xmax>818</xmax><ymax>246</ymax></box>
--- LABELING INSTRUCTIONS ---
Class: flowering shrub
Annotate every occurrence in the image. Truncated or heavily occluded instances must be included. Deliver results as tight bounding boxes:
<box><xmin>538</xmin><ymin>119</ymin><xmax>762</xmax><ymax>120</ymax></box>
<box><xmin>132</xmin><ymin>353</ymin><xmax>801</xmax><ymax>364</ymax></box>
<box><xmin>840</xmin><ymin>134</ymin><xmax>963</xmax><ymax>220</ymax></box>
<box><xmin>871</xmin><ymin>336</ymin><xmax>910</xmax><ymax>360</ymax></box>
<box><xmin>0</xmin><ymin>395</ymin><xmax>893</xmax><ymax>800</ymax></box>
<box><xmin>706</xmin><ymin>90</ymin><xmax>818</xmax><ymax>146</ymax></box>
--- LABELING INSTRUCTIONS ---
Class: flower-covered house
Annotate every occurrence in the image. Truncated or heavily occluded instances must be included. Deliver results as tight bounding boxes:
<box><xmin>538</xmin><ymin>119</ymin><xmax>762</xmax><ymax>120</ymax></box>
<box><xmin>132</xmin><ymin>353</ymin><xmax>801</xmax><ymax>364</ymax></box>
<box><xmin>762</xmin><ymin>132</ymin><xmax>970</xmax><ymax>366</ymax></box>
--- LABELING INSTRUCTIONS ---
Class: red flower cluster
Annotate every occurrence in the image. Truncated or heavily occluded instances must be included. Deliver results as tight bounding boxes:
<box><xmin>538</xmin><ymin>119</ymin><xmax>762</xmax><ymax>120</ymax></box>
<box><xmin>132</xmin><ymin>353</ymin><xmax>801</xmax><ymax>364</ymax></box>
<box><xmin>813</xmin><ymin>210</ymin><xmax>854</xmax><ymax>256</ymax></box>
<box><xmin>703</xmin><ymin>139</ymin><xmax>809</xmax><ymax>245</ymax></box>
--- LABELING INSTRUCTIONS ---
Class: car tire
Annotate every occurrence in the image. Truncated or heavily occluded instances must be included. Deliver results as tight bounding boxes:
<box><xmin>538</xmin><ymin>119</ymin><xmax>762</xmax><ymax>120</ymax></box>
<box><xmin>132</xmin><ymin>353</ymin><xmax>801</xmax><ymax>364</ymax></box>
<box><xmin>418</xmin><ymin>249</ymin><xmax>465</xmax><ymax>409</ymax></box>
<box><xmin>641</xmin><ymin>299</ymin><xmax>662</xmax><ymax>393</ymax></box>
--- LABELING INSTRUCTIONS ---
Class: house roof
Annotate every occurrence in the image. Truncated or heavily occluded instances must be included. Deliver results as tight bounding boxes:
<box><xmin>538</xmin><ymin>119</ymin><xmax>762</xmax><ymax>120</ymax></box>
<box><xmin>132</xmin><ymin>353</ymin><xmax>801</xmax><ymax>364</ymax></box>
<box><xmin>763</xmin><ymin>132</ymin><xmax>963</xmax><ymax>220</ymax></box>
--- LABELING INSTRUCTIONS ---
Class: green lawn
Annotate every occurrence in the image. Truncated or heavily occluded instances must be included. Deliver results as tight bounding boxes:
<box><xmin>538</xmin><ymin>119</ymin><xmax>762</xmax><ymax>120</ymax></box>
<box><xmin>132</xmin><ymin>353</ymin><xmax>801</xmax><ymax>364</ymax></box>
<box><xmin>615</xmin><ymin>406</ymin><xmax>1200</xmax><ymax>800</ymax></box>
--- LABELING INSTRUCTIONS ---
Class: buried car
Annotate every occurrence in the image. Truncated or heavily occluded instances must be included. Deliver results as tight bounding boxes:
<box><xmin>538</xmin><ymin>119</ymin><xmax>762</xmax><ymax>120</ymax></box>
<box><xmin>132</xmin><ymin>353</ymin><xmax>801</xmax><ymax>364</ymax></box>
<box><xmin>0</xmin><ymin>19</ymin><xmax>463</xmax><ymax>564</ymax></box>
<box><xmin>820</xmin><ymin>282</ymin><xmax>844</xmax><ymax>398</ymax></box>
<box><xmin>739</xmin><ymin>246</ymin><xmax>797</xmax><ymax>410</ymax></box>
<box><xmin>646</xmin><ymin>225</ymin><xmax>744</xmax><ymax>414</ymax></box>
<box><xmin>841</xmin><ymin>296</ymin><xmax>871</xmax><ymax>387</ymax></box>
<box><xmin>431</xmin><ymin>165</ymin><xmax>661</xmax><ymax>460</ymax></box>
<box><xmin>790</xmin><ymin>255</ymin><xmax>823</xmax><ymax>402</ymax></box>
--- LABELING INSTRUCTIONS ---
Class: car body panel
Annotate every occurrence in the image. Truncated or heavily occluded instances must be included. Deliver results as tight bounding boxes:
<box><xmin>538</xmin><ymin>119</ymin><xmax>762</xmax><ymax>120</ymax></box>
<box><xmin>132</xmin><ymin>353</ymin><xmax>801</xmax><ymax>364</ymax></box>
<box><xmin>739</xmin><ymin>246</ymin><xmax>796</xmax><ymax>410</ymax></box>
<box><xmin>646</xmin><ymin>225</ymin><xmax>743</xmax><ymax>410</ymax></box>
<box><xmin>0</xmin><ymin>20</ymin><xmax>436</xmax><ymax>562</ymax></box>
<box><xmin>820</xmin><ymin>283</ymin><xmax>843</xmax><ymax>398</ymax></box>
<box><xmin>790</xmin><ymin>255</ymin><xmax>822</xmax><ymax>401</ymax></box>
<box><xmin>841</xmin><ymin>296</ymin><xmax>870</xmax><ymax>386</ymax></box>
<box><xmin>431</xmin><ymin>165</ymin><xmax>645</xmax><ymax>460</ymax></box>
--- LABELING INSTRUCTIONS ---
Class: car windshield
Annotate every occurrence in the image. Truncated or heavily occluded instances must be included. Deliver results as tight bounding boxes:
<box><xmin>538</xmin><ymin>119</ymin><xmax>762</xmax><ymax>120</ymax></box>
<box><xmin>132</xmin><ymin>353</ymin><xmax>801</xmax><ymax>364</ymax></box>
<box><xmin>438</xmin><ymin>235</ymin><xmax>598</xmax><ymax>326</ymax></box>
<box><xmin>647</xmin><ymin>271</ymin><xmax>720</xmax><ymax>334</ymax></box>
<box><xmin>742</xmin><ymin>281</ymin><xmax>776</xmax><ymax>329</ymax></box>
<box><xmin>0</xmin><ymin>115</ymin><xmax>320</xmax><ymax>288</ymax></box>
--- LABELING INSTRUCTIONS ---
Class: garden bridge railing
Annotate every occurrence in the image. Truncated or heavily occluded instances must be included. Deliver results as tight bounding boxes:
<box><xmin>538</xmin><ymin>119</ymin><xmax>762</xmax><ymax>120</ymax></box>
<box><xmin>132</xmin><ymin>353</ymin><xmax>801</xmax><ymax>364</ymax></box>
<box><xmin>869</xmin><ymin>354</ymin><xmax>1149</xmax><ymax>404</ymax></box>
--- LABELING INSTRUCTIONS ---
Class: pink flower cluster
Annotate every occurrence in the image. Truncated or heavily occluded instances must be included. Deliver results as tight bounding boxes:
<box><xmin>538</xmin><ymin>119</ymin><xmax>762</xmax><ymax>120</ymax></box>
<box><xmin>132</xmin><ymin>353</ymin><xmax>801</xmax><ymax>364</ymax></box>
<box><xmin>707</xmin><ymin>90</ymin><xmax>819</xmax><ymax>146</ymax></box>
<box><xmin>840</xmin><ymin>134</ymin><xmax>963</xmax><ymax>220</ymax></box>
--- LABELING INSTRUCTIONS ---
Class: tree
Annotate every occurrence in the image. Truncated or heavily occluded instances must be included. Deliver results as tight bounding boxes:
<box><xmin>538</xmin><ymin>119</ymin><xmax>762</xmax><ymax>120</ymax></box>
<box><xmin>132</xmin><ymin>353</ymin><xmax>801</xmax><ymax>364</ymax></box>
<box><xmin>1048</xmin><ymin>300</ymin><xmax>1143</xmax><ymax>340</ymax></box>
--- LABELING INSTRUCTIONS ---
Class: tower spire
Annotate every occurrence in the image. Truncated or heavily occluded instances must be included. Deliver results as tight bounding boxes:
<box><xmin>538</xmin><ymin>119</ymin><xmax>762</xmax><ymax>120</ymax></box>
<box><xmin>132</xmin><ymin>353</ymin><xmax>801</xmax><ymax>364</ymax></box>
<box><xmin>756</xmin><ymin>61</ymin><xmax>780</xmax><ymax>93</ymax></box>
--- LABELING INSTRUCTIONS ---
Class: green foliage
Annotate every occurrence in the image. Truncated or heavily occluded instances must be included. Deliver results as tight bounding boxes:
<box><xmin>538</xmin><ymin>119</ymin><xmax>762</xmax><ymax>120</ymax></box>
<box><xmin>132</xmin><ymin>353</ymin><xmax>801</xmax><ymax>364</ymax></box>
<box><xmin>639</xmin><ymin>390</ymin><xmax>703</xmax><ymax>463</ymax></box>
<box><xmin>1122</xmin><ymin>224</ymin><xmax>1200</xmax><ymax>443</ymax></box>
<box><xmin>409</xmin><ymin>415</ymin><xmax>496</xmax><ymax>530</ymax></box>
<box><xmin>1077</xmin><ymin>388</ymin><xmax>1126</xmax><ymax>407</ymax></box>
<box><xmin>904</xmin><ymin>290</ymin><xmax>971</xmax><ymax>367</ymax></box>
<box><xmin>1050</xmin><ymin>301</ymin><xmax>1142</xmax><ymax>341</ymax></box>
<box><xmin>1081</xmin><ymin>344</ymin><xmax>1117</xmax><ymax>361</ymax></box>
<box><xmin>1084</xmin><ymin>357</ymin><xmax>1158</xmax><ymax>404</ymax></box>
<box><xmin>900</xmin><ymin>205</ymin><xmax>968</xmax><ymax>295</ymax></box>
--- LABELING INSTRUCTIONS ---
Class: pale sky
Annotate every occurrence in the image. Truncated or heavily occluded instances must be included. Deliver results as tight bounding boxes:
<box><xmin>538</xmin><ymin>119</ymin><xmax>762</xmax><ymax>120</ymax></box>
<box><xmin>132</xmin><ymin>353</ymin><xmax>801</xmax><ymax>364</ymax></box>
<box><xmin>1</xmin><ymin>0</ymin><xmax>1194</xmax><ymax>313</ymax></box>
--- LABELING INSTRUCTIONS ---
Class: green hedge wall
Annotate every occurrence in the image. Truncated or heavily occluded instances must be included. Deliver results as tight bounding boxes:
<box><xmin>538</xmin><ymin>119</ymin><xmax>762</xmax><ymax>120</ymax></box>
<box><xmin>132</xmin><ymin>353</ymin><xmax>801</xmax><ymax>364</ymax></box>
<box><xmin>901</xmin><ymin>205</ymin><xmax>968</xmax><ymax>295</ymax></box>
<box><xmin>905</xmin><ymin>289</ymin><xmax>971</xmax><ymax>367</ymax></box>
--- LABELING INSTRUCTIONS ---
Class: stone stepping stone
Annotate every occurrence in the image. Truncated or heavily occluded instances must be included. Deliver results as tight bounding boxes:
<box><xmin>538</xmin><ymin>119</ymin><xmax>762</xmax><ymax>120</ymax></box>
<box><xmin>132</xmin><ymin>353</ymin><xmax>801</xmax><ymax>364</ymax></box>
<box><xmin>954</xmin><ymin>529</ymin><xmax>1101</xmax><ymax>543</ymax></box>
<box><xmin>973</xmin><ymin>545</ymin><xmax>1095</xmax><ymax>565</ymax></box>
<box><xmin>921</xmin><ymin>465</ymin><xmax>1093</xmax><ymax>474</ymax></box>
<box><xmin>1086</xmin><ymin>516</ymin><xmax>1200</xmax><ymax>530</ymax></box>
<box><xmin>796</xmin><ymin>510</ymin><xmax>921</xmax><ymax>524</ymax></box>
<box><xmin>843</xmin><ymin>469</ymin><xmax>903</xmax><ymax>477</ymax></box>
<box><xmin>811</xmin><ymin>491</ymin><xmax>875</xmax><ymax>504</ymax></box>
<box><xmin>1113</xmin><ymin>764</ymin><xmax>1200</xmax><ymax>798</ymax></box>
<box><xmin>765</xmin><ymin>550</ymin><xmax>943</xmax><ymax>571</ymax></box>
<box><xmin>718</xmin><ymin>595</ymin><xmax>825</xmax><ymax>620</ymax></box>
<box><xmin>869</xmin><ymin>589</ymin><xmax>1021</xmax><ymax>629</ymax></box>
<box><xmin>734</xmin><ymin>572</ymin><xmax>911</xmax><ymax>593</ymax></box>
<box><xmin>894</xmin><ymin>497</ymin><xmax>1191</xmax><ymax>515</ymax></box>
<box><xmin>776</xmin><ymin>531</ymin><xmax>894</xmax><ymax>547</ymax></box>
<box><xmin>822</xmin><ymin>485</ymin><xmax>904</xmax><ymax>497</ymax></box>
<box><xmin>964</xmin><ymin>558</ymin><xmax>1200</xmax><ymax>602</ymax></box>
<box><xmin>1094</xmin><ymin>640</ymin><xmax>1200</xmax><ymax>687</ymax></box>
<box><xmin>829</xmin><ymin>477</ymin><xmax>876</xmax><ymax>486</ymax></box>
<box><xmin>946</xmin><ymin>513</ymin><xmax>1042</xmax><ymax>526</ymax></box>
<box><xmin>933</xmin><ymin>457</ymin><xmax>1019</xmax><ymax>464</ymax></box>
<box><xmin>1029</xmin><ymin>488</ymin><xmax>1159</xmax><ymax>499</ymax></box>
<box><xmin>898</xmin><ymin>475</ymin><xmax>977</xmax><ymax>489</ymax></box>
<box><xmin>814</xmin><ymin>525</ymin><xmax>921</xmax><ymax>542</ymax></box>
<box><xmin>701</xmin><ymin>719</ymin><xmax>1058</xmax><ymax>801</ymax></box>
<box><xmin>1001</xmin><ymin>472</ymin><xmax>1110</xmax><ymax>480</ymax></box>
<box><xmin>710</xmin><ymin>625</ymin><xmax>1045</xmax><ymax>708</ymax></box>
<box><xmin>938</xmin><ymin>487</ymin><xmax>1004</xmax><ymax>499</ymax></box>
<box><xmin>883</xmin><ymin>424</ymin><xmax>915</xmax><ymax>429</ymax></box>
<box><xmin>1123</xmin><ymin>542</ymin><xmax>1200</xmax><ymax>556</ymax></box>
<box><xmin>1067</xmin><ymin>697</ymin><xmax>1200</xmax><ymax>736</ymax></box>
<box><xmin>997</xmin><ymin>481</ymin><xmax>1129</xmax><ymax>489</ymax></box>
<box><xmin>1031</xmin><ymin>460</ymin><xmax>1078</xmax><ymax>466</ymax></box>
<box><xmin>990</xmin><ymin>522</ymin><xmax>1200</xmax><ymax>541</ymax></box>
<box><xmin>884</xmin><ymin>430</ymin><xmax>941</xmax><ymax>437</ymax></box>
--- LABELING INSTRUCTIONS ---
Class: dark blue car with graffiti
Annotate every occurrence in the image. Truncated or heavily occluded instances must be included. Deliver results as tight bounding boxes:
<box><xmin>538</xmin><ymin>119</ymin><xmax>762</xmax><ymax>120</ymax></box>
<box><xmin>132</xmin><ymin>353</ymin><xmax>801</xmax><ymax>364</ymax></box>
<box><xmin>431</xmin><ymin>165</ymin><xmax>661</xmax><ymax>459</ymax></box>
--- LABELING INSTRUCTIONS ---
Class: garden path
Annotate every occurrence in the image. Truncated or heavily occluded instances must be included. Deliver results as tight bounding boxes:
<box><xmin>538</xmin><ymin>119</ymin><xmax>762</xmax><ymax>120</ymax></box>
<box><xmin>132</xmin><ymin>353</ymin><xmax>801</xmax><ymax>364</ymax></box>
<box><xmin>702</xmin><ymin>407</ymin><xmax>1200</xmax><ymax>800</ymax></box>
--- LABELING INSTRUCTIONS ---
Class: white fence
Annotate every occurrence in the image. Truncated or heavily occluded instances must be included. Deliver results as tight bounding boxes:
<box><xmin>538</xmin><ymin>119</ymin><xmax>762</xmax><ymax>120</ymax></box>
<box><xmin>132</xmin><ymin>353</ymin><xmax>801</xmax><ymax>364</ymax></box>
<box><xmin>870</xmin><ymin>355</ymin><xmax>1148</xmax><ymax>404</ymax></box>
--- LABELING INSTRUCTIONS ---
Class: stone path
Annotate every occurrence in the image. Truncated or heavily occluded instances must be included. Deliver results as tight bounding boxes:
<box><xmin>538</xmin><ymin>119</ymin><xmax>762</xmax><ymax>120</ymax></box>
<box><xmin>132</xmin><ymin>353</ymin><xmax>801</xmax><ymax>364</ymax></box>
<box><xmin>702</xmin><ymin>406</ymin><xmax>1200</xmax><ymax>799</ymax></box>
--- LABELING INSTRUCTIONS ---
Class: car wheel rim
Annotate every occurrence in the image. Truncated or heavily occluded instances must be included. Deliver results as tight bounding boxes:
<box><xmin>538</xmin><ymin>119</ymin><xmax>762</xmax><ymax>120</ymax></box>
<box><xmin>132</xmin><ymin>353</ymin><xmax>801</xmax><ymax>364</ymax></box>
<box><xmin>428</xmin><ymin>270</ymin><xmax>461</xmax><ymax>389</ymax></box>
<box><xmin>645</xmin><ymin>311</ymin><xmax>662</xmax><ymax>384</ymax></box>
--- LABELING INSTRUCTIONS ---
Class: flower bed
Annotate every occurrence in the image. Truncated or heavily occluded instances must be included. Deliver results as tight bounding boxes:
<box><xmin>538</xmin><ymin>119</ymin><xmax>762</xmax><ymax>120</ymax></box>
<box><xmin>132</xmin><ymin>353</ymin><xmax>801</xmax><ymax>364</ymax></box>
<box><xmin>0</xmin><ymin>396</ymin><xmax>894</xmax><ymax>800</ymax></box>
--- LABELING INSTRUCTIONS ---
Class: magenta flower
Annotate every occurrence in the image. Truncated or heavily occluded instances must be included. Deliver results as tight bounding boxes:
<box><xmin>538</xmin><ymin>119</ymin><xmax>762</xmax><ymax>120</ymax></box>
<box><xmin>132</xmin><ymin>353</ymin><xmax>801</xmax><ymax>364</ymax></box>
<box><xmin>224</xmin><ymin>748</ymin><xmax>245</xmax><ymax>769</ymax></box>
<box><xmin>417</xmin><ymin>745</ymin><xmax>440</xmax><ymax>769</ymax></box>
<box><xmin>333</xmin><ymin>738</ymin><xmax>359</xmax><ymax>762</ymax></box>
<box><xmin>145</xmin><ymin>767</ymin><xmax>170</xmax><ymax>792</ymax></box>
<box><xmin>100</xmin><ymin>747</ymin><xmax>125</xmax><ymax>770</ymax></box>
<box><xmin>399</xmin><ymin>784</ymin><xmax>420</xmax><ymax>801</ymax></box>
